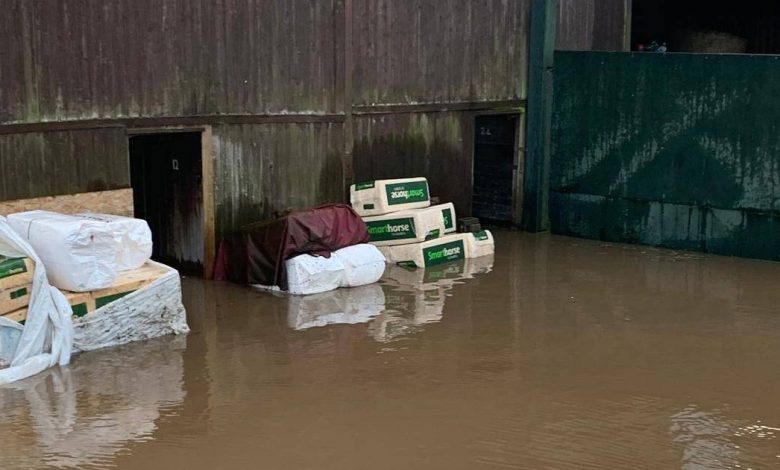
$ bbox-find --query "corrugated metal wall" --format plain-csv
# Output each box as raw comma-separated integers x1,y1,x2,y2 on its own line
551,51,780,260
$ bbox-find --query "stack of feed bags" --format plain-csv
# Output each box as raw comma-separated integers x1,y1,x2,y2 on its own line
350,178,494,269
0,256,34,321
4,262,170,324
6,211,153,292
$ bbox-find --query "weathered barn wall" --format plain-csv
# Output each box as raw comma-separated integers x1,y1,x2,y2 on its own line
213,123,345,237
351,0,531,219
551,52,780,260
1,0,343,124
352,0,530,105
353,113,472,212
0,128,128,200
556,0,630,51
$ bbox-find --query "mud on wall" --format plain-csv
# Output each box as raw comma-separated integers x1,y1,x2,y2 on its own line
0,128,128,201
353,112,473,215
551,51,780,260
213,123,345,237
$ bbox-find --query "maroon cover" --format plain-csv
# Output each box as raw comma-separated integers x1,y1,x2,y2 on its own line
213,204,369,289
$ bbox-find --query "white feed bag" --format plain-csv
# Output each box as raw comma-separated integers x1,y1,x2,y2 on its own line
76,213,153,271
285,253,345,295
332,244,386,287
466,230,495,258
363,204,450,247
287,284,386,330
350,177,431,217
7,211,119,292
378,233,469,269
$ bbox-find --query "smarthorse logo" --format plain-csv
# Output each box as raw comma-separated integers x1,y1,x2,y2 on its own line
366,218,416,242
422,240,465,267
385,181,429,205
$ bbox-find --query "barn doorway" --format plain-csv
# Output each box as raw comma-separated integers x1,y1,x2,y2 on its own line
129,132,204,274
472,114,518,223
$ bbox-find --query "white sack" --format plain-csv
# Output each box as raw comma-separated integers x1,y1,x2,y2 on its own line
0,216,73,385
465,230,495,258
332,244,386,287
350,177,431,217
378,233,469,268
7,211,119,292
287,284,386,330
285,254,345,295
76,213,153,271
363,204,449,247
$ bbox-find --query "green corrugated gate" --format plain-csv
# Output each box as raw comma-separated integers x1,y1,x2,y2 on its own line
550,51,780,260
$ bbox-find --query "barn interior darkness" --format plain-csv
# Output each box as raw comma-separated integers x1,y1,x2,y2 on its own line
632,0,780,53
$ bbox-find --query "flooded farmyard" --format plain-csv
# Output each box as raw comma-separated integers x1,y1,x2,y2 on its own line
2,231,780,469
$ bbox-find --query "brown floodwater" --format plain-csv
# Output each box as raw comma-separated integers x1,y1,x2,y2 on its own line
2,231,780,469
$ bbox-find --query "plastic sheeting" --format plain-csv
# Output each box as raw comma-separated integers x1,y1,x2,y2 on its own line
76,213,153,271
0,217,74,386
285,254,345,296
333,244,386,287
214,204,369,290
7,211,119,292
72,262,189,352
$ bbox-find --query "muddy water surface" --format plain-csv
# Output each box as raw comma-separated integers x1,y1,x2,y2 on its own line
2,232,780,469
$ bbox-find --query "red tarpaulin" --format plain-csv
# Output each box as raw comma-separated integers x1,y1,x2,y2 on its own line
213,204,369,290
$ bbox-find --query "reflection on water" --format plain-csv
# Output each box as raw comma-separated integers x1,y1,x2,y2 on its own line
0,337,186,469
4,233,780,469
287,256,495,343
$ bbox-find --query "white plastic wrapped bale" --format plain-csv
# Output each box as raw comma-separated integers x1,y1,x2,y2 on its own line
287,284,386,330
7,211,119,292
378,233,469,268
363,204,452,246
350,177,430,217
285,254,345,295
466,230,495,258
332,244,386,287
76,213,153,271
71,261,189,353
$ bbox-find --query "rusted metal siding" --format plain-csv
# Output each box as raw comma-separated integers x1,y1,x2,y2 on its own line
0,128,128,201
0,0,344,125
213,123,345,236
353,112,473,215
556,0,629,51
352,0,531,105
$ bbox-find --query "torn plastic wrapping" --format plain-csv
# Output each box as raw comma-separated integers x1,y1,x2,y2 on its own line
0,216,74,385
72,262,189,353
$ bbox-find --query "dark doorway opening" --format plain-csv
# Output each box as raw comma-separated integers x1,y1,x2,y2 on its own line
472,115,517,224
129,132,204,274
632,0,780,54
